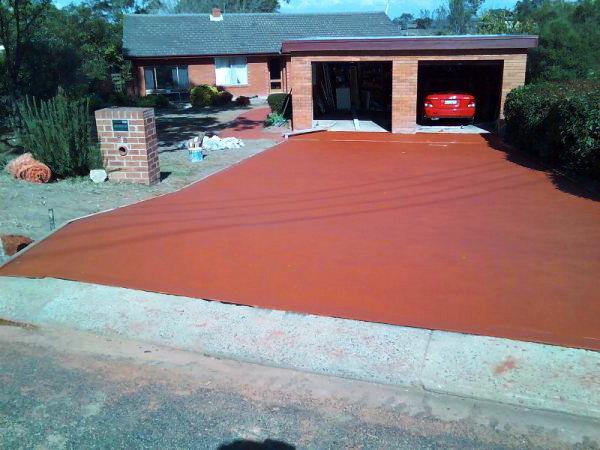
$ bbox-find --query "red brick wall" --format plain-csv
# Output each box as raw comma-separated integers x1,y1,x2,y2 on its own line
132,55,271,97
288,51,529,133
95,108,160,185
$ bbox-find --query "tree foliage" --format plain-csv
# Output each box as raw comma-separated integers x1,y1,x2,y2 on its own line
477,0,600,82
447,0,484,34
0,0,51,100
155,0,286,14
393,12,413,30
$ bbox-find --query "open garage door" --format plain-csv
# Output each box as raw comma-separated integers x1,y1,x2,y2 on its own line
417,61,503,129
312,61,392,132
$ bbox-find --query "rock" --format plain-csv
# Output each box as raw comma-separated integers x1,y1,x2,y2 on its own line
90,169,107,183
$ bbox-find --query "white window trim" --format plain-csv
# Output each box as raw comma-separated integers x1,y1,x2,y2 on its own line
215,56,248,87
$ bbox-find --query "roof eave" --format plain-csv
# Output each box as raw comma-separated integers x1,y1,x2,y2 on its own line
281,35,539,53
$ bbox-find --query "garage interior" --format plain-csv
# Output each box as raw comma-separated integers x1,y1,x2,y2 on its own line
312,61,392,132
416,60,504,131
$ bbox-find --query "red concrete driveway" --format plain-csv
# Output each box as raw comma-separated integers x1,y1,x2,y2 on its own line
2,132,599,350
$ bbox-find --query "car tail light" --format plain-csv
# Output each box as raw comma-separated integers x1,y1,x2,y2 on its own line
468,102,476,108
424,102,433,108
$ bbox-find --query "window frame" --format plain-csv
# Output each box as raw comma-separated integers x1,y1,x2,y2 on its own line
214,56,249,87
144,65,189,94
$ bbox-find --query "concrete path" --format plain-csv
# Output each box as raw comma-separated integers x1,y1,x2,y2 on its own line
1,276,598,421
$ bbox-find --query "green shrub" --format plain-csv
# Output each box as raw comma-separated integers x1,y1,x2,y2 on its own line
265,112,287,127
136,94,170,108
190,84,219,107
16,92,102,178
267,93,292,118
504,81,600,179
107,91,134,106
87,94,107,112
212,90,233,106
236,96,251,107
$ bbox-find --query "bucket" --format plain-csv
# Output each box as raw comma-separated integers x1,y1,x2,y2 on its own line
189,149,204,162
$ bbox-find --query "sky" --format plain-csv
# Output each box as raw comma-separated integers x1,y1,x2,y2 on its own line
280,0,519,17
53,0,520,18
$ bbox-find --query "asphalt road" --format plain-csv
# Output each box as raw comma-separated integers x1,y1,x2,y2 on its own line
0,324,598,450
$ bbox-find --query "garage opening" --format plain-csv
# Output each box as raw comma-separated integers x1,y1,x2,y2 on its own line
312,61,392,132
417,60,503,131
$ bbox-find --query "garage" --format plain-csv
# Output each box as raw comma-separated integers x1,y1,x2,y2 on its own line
312,61,392,132
282,35,538,133
416,60,504,128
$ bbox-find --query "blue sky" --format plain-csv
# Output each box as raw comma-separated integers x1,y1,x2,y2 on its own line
280,0,519,17
54,0,519,17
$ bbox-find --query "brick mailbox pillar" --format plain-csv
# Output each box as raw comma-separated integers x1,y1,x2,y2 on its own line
94,107,160,185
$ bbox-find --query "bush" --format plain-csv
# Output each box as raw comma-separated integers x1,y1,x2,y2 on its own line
136,94,170,108
265,112,286,127
267,93,292,118
236,96,251,107
504,81,600,179
87,94,108,112
107,91,134,107
190,84,219,107
212,90,233,106
16,92,102,178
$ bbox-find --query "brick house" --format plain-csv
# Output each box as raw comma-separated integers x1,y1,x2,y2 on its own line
123,9,537,133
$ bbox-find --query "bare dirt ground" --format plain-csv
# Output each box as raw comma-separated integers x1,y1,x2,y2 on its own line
1,324,598,449
0,105,279,241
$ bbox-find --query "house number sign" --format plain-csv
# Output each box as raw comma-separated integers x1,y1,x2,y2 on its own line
112,119,129,132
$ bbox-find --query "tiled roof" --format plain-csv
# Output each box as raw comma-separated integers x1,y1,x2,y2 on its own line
123,12,401,57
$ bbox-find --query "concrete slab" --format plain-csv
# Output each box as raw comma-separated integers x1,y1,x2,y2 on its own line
0,276,430,386
422,331,600,418
313,119,388,132
1,275,599,419
415,124,490,133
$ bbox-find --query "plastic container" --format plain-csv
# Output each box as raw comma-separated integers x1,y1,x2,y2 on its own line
189,149,204,162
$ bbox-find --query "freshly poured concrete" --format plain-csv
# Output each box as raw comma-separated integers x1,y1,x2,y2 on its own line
2,133,599,351
1,276,598,419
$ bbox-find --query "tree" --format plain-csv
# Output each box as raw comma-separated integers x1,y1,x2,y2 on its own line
156,0,287,14
393,12,413,30
83,0,159,23
525,0,600,81
0,0,50,101
433,3,449,26
477,8,517,34
415,17,433,29
447,0,484,34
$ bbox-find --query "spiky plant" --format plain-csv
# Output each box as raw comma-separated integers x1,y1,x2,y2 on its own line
16,91,102,178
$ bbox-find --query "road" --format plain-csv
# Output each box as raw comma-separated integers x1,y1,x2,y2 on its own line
0,323,598,449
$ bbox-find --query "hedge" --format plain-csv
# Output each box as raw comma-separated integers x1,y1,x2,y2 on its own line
267,93,292,118
504,81,600,179
136,94,170,108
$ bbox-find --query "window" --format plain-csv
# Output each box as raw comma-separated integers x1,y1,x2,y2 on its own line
215,57,248,86
144,66,189,93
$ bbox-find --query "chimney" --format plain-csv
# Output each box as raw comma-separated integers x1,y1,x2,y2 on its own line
210,7,223,21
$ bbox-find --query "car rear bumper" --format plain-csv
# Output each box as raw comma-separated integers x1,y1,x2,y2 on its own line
424,107,475,119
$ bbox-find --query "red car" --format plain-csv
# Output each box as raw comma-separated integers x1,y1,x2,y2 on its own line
423,93,476,121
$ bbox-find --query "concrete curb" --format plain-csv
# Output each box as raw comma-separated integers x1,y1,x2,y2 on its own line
1,276,598,420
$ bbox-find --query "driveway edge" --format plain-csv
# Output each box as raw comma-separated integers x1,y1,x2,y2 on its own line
0,276,598,420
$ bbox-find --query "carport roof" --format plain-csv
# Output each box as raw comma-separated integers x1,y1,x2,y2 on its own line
281,35,539,52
